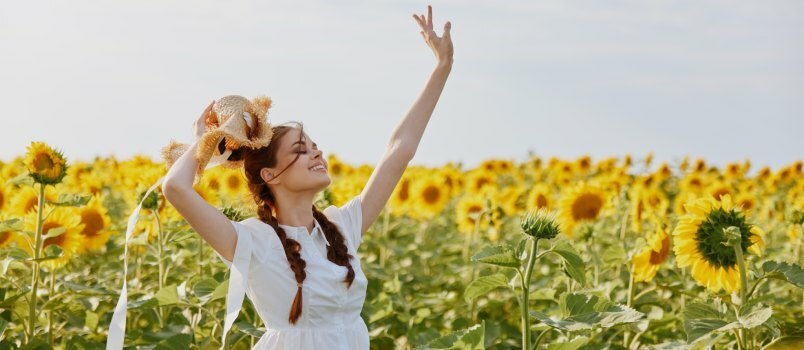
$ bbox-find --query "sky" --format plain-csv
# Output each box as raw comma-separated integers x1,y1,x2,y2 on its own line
1,0,802,174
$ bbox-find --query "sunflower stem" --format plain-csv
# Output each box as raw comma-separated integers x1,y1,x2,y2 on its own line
48,267,55,345
27,183,46,343
727,226,749,349
624,265,636,348
154,209,166,328
519,238,540,350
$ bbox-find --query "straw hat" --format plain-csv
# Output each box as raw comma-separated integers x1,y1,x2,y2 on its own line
161,95,275,185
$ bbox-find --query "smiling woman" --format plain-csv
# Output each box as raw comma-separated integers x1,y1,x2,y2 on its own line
106,4,454,350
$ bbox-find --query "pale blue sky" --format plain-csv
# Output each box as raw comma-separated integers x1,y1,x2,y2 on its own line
2,0,802,173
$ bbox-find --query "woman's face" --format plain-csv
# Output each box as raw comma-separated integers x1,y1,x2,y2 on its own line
264,128,331,192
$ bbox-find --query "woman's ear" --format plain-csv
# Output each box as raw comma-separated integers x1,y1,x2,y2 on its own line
261,167,280,185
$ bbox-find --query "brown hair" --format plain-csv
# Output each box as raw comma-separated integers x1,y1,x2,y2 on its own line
241,121,355,325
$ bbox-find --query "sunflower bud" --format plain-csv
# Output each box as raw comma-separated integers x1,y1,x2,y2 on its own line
520,207,561,240
138,189,161,211
24,141,68,185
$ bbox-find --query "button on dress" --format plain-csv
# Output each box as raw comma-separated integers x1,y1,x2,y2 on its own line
215,194,369,349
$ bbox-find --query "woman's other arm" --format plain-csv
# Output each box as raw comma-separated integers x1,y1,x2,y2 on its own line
162,101,239,262
359,5,454,235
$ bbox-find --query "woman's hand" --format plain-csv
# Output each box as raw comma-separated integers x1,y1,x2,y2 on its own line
194,100,215,140
412,5,453,68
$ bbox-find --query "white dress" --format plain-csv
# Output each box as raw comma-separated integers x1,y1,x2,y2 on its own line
215,194,370,349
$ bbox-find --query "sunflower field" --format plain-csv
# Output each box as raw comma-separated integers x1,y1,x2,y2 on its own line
0,141,802,349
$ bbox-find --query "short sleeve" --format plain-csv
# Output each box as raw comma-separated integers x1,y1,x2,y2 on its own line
325,194,364,249
214,220,249,267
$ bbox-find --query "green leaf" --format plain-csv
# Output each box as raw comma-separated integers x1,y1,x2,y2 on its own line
31,245,63,262
530,292,644,331
413,321,485,350
546,336,588,350
550,240,587,286
235,320,266,338
7,247,31,261
7,173,34,187
50,193,92,207
736,305,773,329
464,273,510,302
470,244,520,268
64,282,114,295
41,227,66,241
682,300,771,344
84,310,99,330
153,333,192,350
762,261,804,289
0,218,23,232
192,278,221,305
155,285,182,306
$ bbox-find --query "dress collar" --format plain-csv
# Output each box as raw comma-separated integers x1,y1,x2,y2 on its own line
277,217,330,246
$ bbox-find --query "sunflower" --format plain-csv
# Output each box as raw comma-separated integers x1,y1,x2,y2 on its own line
733,192,759,215
465,170,497,196
705,180,732,201
389,175,414,216
557,182,610,238
672,194,765,293
0,212,26,249
494,185,525,216
787,224,802,245
525,183,552,212
679,173,706,194
24,141,68,185
632,219,670,282
455,193,488,235
410,174,449,219
23,207,86,270
7,185,60,216
0,180,8,213
76,194,113,253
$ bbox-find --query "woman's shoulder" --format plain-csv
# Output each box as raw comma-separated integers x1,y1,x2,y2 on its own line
236,217,285,253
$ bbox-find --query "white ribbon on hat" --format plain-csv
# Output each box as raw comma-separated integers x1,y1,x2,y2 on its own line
106,150,242,348
106,175,164,349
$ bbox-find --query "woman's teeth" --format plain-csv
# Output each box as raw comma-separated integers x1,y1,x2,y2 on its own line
310,165,326,172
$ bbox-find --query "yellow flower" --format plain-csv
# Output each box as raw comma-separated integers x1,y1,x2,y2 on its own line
557,182,610,238
525,183,553,212
632,220,670,282
672,194,764,293
7,185,60,217
410,174,450,219
24,141,68,185
787,224,801,245
76,194,113,253
23,207,86,270
465,170,497,196
455,194,488,235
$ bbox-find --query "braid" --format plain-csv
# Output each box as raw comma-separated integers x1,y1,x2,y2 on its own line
255,182,306,325
242,123,356,326
313,208,356,288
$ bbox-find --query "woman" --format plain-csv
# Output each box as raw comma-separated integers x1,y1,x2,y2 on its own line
162,5,453,349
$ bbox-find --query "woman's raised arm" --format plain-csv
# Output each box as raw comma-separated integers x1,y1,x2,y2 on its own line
162,101,239,262
359,4,454,236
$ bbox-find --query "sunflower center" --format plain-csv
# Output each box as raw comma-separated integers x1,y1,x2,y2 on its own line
0,231,11,246
571,193,603,221
536,194,548,208
467,205,483,224
33,153,55,172
649,235,670,264
398,180,410,201
227,175,241,190
208,178,220,190
422,186,440,204
695,208,753,268
81,210,105,237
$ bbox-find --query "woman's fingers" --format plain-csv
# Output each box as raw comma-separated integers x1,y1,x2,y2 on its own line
427,5,432,29
412,14,425,30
